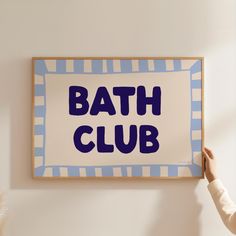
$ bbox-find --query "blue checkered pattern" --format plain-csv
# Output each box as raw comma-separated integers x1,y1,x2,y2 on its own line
33,58,203,178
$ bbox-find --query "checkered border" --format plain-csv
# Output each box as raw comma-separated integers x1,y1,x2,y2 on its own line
32,57,204,178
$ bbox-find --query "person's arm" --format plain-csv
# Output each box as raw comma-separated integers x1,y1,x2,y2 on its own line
0,193,7,230
203,147,236,234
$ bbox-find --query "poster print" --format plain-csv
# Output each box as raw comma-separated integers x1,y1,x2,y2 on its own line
32,57,204,179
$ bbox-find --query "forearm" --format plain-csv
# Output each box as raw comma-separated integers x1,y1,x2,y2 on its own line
0,193,7,229
208,179,236,234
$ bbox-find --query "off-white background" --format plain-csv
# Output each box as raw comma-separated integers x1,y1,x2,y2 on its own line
45,72,191,166
0,0,236,235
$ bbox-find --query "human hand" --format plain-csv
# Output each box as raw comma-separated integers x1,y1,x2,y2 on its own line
203,147,218,183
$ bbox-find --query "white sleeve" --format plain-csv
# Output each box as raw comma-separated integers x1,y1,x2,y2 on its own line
208,179,236,234
0,193,7,229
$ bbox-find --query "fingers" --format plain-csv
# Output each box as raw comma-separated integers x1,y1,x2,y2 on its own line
203,147,214,159
202,149,210,163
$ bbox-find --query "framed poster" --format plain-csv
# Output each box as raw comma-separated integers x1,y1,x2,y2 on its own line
32,57,204,179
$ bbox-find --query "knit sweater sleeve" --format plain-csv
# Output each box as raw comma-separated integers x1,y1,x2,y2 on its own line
208,179,236,234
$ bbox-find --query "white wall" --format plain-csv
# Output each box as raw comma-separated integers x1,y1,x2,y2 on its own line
0,0,236,235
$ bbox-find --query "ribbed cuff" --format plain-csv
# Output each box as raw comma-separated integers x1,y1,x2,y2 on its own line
207,179,225,196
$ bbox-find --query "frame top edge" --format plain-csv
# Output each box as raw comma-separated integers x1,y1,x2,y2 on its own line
32,56,204,60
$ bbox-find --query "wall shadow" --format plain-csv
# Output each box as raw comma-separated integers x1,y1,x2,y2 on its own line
147,180,201,236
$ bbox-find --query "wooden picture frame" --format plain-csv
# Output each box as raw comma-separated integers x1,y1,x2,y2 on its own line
32,57,204,179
